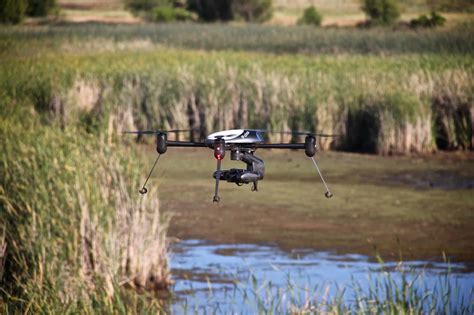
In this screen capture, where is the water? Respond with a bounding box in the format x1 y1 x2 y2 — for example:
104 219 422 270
170 239 474 313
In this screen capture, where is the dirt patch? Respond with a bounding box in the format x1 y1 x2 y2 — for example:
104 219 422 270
386 170 474 190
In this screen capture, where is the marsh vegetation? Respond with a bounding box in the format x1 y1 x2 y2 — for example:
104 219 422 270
1 0 473 312
1 23 473 154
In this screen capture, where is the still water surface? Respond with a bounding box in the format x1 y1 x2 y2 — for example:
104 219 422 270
170 239 473 313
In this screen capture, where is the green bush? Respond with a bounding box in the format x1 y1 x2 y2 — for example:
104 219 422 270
0 0 26 24
173 6 196 20
154 5 175 22
410 11 446 28
362 0 400 26
26 0 56 17
153 5 196 22
297 6 322 26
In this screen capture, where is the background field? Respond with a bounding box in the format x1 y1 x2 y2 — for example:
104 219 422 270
1 0 473 312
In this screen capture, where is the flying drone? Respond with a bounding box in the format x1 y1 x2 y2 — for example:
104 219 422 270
125 128 336 202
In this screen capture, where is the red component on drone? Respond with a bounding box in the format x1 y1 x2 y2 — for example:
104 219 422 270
214 140 225 160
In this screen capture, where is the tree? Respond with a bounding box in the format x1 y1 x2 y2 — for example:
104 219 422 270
362 0 400 26
0 0 27 24
186 0 272 22
186 0 233 21
26 0 56 17
297 6 322 26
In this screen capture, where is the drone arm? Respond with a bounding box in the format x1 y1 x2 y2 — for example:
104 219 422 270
253 143 306 149
167 141 209 148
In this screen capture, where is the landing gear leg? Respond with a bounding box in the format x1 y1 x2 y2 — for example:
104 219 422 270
213 159 222 202
139 154 161 194
251 181 258 192
310 156 333 198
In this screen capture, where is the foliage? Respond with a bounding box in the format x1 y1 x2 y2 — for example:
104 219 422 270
125 0 172 13
186 0 232 21
125 0 195 22
362 0 400 26
0 0 26 24
153 5 196 22
0 0 57 24
297 6 322 26
186 0 272 22
26 0 56 17
232 0 273 22
410 11 446 28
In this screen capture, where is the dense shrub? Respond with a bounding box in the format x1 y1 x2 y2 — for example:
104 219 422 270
297 6 322 26
362 0 400 26
126 0 196 22
186 0 232 21
26 0 56 17
187 0 272 22
410 11 446 28
0 0 26 24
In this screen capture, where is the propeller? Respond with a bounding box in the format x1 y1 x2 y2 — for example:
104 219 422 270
253 129 340 138
123 129 196 135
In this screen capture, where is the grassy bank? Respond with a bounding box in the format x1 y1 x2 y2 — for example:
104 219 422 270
0 105 170 312
1 25 472 154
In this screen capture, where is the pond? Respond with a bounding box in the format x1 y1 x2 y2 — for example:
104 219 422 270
170 239 474 313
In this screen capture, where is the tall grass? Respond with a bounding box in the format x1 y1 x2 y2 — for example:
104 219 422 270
1 43 472 153
0 104 170 313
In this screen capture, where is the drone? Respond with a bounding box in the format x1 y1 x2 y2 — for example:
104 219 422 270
125 129 336 202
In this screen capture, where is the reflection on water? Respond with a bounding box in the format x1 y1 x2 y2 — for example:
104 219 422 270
170 240 474 313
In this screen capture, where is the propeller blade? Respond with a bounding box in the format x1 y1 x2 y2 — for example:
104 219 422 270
314 133 341 138
253 129 340 138
123 129 196 135
123 130 157 135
